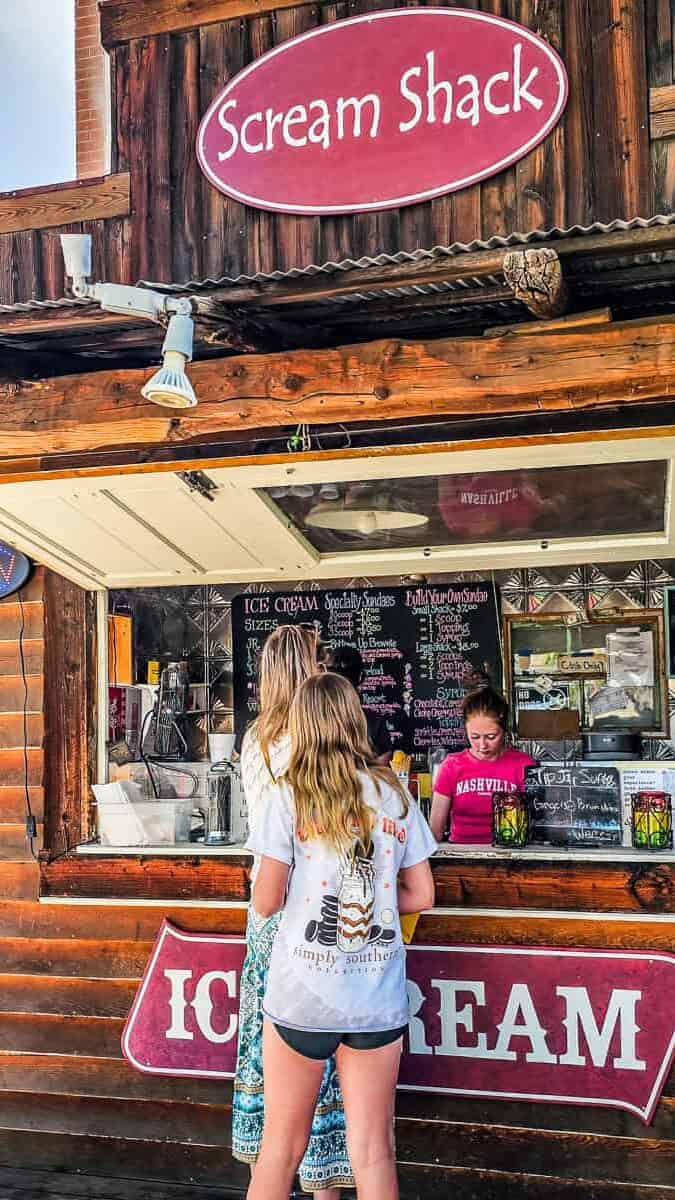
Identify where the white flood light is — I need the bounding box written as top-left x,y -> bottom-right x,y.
60,233 -> 199,408
141,314 -> 197,409
60,234 -> 92,292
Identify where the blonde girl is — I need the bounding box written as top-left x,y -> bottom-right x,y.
247,673 -> 436,1200
232,625 -> 352,1198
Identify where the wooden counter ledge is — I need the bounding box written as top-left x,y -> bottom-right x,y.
39,848 -> 675,913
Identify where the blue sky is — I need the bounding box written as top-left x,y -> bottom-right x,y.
0,0 -> 75,192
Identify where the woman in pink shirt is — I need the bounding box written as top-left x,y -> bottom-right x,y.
430,687 -> 536,844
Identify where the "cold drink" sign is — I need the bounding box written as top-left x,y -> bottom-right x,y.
196,8 -> 568,215
123,921 -> 675,1124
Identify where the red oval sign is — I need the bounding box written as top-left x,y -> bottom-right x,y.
197,8 -> 568,216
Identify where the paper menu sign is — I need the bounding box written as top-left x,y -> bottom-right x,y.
606,629 -> 654,687
614,762 -> 675,847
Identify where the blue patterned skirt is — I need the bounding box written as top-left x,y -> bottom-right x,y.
232,907 -> 354,1192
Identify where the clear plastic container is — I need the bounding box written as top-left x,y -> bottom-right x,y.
94,783 -> 193,846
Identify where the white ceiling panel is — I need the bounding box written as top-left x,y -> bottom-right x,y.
0,492 -> 169,577
0,433 -> 672,590
102,475 -> 317,576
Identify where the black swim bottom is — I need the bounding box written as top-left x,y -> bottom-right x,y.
274,1023 -> 407,1060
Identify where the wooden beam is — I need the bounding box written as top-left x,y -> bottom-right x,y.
43,573 -> 97,855
3,418 -> 675,485
502,248 -> 569,319
0,174 -> 130,237
650,85 -> 675,113
650,111 -> 675,140
484,307 -> 612,338
0,315 -> 674,462
197,223 -> 675,309
650,85 -> 675,140
0,308 -> 142,337
99,0 -> 306,48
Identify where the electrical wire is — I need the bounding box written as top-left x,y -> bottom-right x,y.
148,758 -> 200,799
139,705 -> 200,799
110,606 -> 118,686
17,588 -> 37,860
338,423 -> 352,449
139,707 -> 160,797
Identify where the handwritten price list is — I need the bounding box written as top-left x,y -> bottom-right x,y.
232,583 -> 499,752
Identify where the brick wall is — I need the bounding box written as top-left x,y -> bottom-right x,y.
75,0 -> 108,178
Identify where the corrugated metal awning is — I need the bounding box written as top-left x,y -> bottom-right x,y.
139,213 -> 675,296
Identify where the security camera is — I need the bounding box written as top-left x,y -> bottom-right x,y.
60,233 -> 198,409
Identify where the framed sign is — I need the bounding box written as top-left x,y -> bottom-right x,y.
0,542 -> 30,599
197,8 -> 568,215
524,764 -> 622,847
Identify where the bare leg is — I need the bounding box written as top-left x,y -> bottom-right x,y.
246,1021 -> 326,1200
335,1038 -> 402,1200
248,1112 -> 342,1199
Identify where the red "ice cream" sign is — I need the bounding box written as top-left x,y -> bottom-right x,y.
123,921 -> 675,1124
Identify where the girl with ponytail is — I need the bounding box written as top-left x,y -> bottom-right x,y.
430,684 -> 536,844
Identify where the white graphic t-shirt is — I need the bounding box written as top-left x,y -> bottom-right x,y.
247,772 -> 437,1033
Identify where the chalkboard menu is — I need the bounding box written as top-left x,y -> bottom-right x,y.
524,764 -> 622,847
232,583 -> 500,753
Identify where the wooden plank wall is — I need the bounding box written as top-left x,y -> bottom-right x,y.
0,564 -> 669,1195
0,0 -> 672,308
103,0 -> 656,282
0,881 -> 671,1197
648,0 -> 675,211
0,568 -> 42,902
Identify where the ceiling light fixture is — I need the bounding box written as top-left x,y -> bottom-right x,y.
319,483 -> 340,501
60,233 -> 198,409
305,501 -> 429,535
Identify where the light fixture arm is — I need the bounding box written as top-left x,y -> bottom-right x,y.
60,232 -> 198,410
60,233 -> 193,323
73,280 -> 194,323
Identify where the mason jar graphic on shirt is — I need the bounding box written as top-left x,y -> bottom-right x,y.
304,843 -> 397,950
336,852 -> 376,952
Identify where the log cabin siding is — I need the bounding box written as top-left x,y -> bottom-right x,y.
0,0 -> 672,307
0,895 -> 672,1197
0,569 -> 670,1195
0,569 -> 43,880
0,1 -> 673,1187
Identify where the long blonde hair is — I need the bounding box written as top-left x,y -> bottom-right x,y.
287,672 -> 409,856
255,624 -> 319,764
